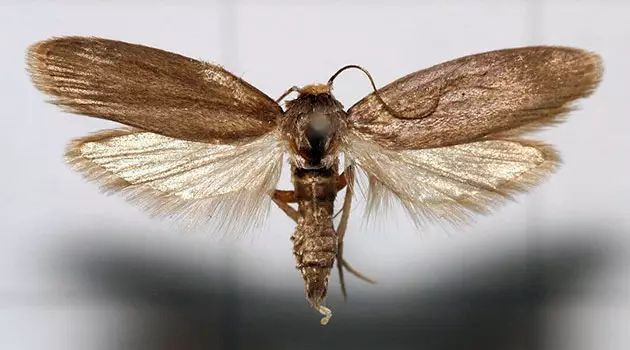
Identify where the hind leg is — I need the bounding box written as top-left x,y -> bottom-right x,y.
272,190 -> 299,222
335,165 -> 376,302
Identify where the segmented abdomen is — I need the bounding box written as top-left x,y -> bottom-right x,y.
291,166 -> 338,307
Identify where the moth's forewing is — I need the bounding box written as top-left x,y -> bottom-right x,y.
27,36 -> 283,144
347,46 -> 602,150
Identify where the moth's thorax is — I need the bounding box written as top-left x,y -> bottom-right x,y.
281,91 -> 347,169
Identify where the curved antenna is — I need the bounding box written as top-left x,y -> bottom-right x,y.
276,85 -> 301,103
327,65 -> 379,94
328,65 -> 403,119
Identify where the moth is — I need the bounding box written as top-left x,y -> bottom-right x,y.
27,37 -> 602,325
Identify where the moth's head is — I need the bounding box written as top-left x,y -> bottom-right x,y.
281,84 -> 345,169
279,65 -> 377,169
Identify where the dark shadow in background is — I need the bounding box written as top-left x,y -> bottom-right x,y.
53,225 -> 616,350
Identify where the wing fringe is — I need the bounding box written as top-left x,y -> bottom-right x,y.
65,128 -> 283,236
351,139 -> 561,228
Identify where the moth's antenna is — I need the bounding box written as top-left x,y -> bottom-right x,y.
328,65 -> 403,119
327,65 -> 378,94
276,86 -> 301,103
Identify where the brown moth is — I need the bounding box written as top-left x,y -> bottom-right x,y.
26,37 -> 602,325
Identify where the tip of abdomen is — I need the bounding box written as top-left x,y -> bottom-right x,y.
315,304 -> 332,325
292,222 -> 337,325
303,266 -> 333,325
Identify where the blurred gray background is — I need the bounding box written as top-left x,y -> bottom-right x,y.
1,0 -> 629,349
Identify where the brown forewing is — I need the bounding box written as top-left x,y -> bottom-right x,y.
27,36 -> 283,143
347,46 -> 602,150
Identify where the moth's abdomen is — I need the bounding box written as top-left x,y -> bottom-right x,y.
292,166 -> 339,308
292,224 -> 337,306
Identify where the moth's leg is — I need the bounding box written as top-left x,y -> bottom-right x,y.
337,171 -> 348,191
274,190 -> 297,203
339,259 -> 376,284
272,190 -> 299,223
335,165 -> 376,302
332,172 -> 348,219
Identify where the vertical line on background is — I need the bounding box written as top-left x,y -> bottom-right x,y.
221,0 -> 238,67
525,0 -> 544,226
219,0 -> 240,348
526,1 -> 546,349
529,0 -> 543,44
524,0 -> 544,240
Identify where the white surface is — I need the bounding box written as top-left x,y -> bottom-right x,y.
1,0 -> 629,349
